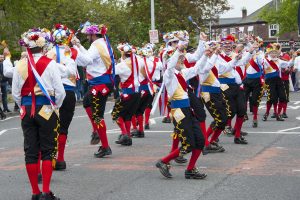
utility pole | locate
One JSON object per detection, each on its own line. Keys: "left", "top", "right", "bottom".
{"left": 151, "top": 0, "right": 155, "bottom": 30}
{"left": 275, "top": 0, "right": 279, "bottom": 43}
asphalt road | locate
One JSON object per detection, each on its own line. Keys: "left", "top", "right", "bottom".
{"left": 1, "top": 93, "right": 300, "bottom": 200}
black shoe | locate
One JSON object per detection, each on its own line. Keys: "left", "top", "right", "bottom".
{"left": 215, "top": 138, "right": 219, "bottom": 143}
{"left": 205, "top": 143, "right": 225, "bottom": 153}
{"left": 185, "top": 167, "right": 207, "bottom": 179}
{"left": 39, "top": 191, "right": 60, "bottom": 200}
{"left": 0, "top": 111, "right": 6, "bottom": 120}
{"left": 211, "top": 141, "right": 224, "bottom": 150}
{"left": 262, "top": 113, "right": 268, "bottom": 121}
{"left": 174, "top": 155, "right": 188, "bottom": 164}
{"left": 224, "top": 126, "right": 234, "bottom": 137}
{"left": 38, "top": 173, "right": 42, "bottom": 184}
{"left": 3, "top": 109, "right": 11, "bottom": 113}
{"left": 155, "top": 160, "right": 172, "bottom": 178}
{"left": 130, "top": 129, "right": 138, "bottom": 137}
{"left": 90, "top": 132, "right": 100, "bottom": 145}
{"left": 282, "top": 113, "right": 288, "bottom": 118}
{"left": 252, "top": 120, "right": 258, "bottom": 128}
{"left": 244, "top": 114, "right": 249, "bottom": 121}
{"left": 115, "top": 134, "right": 132, "bottom": 146}
{"left": 144, "top": 124, "right": 150, "bottom": 130}
{"left": 31, "top": 193, "right": 41, "bottom": 200}
{"left": 271, "top": 113, "right": 276, "bottom": 118}
{"left": 276, "top": 115, "right": 285, "bottom": 121}
{"left": 162, "top": 117, "right": 171, "bottom": 123}
{"left": 54, "top": 161, "right": 66, "bottom": 170}
{"left": 234, "top": 137, "right": 248, "bottom": 144}
{"left": 132, "top": 131, "right": 145, "bottom": 138}
{"left": 94, "top": 146, "right": 112, "bottom": 158}
{"left": 202, "top": 147, "right": 209, "bottom": 155}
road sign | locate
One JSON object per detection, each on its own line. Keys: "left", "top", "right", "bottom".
{"left": 149, "top": 30, "right": 159, "bottom": 44}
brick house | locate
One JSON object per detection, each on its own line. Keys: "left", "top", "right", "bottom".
{"left": 212, "top": 1, "right": 300, "bottom": 50}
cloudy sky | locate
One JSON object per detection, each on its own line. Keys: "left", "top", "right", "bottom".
{"left": 220, "top": 0, "right": 272, "bottom": 18}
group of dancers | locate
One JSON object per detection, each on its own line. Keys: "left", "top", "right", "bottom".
{"left": 2, "top": 22, "right": 297, "bottom": 200}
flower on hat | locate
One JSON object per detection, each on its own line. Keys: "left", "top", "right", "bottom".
{"left": 19, "top": 28, "right": 49, "bottom": 48}
{"left": 266, "top": 43, "right": 281, "bottom": 53}
{"left": 52, "top": 24, "right": 71, "bottom": 45}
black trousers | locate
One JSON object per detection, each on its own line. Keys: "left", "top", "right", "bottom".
{"left": 265, "top": 77, "right": 287, "bottom": 104}
{"left": 188, "top": 89, "right": 206, "bottom": 122}
{"left": 88, "top": 83, "right": 113, "bottom": 125}
{"left": 22, "top": 105, "right": 59, "bottom": 164}
{"left": 244, "top": 78, "right": 264, "bottom": 107}
{"left": 282, "top": 80, "right": 289, "bottom": 103}
{"left": 172, "top": 107, "right": 205, "bottom": 154}
{"left": 59, "top": 91, "right": 76, "bottom": 134}
{"left": 202, "top": 93, "right": 227, "bottom": 130}
{"left": 222, "top": 84, "right": 246, "bottom": 118}
{"left": 136, "top": 92, "right": 153, "bottom": 116}
{"left": 83, "top": 92, "right": 90, "bottom": 108}
{"left": 112, "top": 93, "right": 141, "bottom": 121}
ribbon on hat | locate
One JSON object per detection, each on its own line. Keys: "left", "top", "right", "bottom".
{"left": 27, "top": 48, "right": 56, "bottom": 116}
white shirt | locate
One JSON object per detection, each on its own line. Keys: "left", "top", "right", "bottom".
{"left": 163, "top": 50, "right": 208, "bottom": 99}
{"left": 3, "top": 58, "right": 14, "bottom": 78}
{"left": 75, "top": 38, "right": 112, "bottom": 79}
{"left": 246, "top": 50, "right": 264, "bottom": 75}
{"left": 264, "top": 55, "right": 293, "bottom": 77}
{"left": 12, "top": 53, "right": 66, "bottom": 108}
{"left": 294, "top": 56, "right": 300, "bottom": 71}
{"left": 47, "top": 45, "right": 77, "bottom": 87}
{"left": 144, "top": 56, "right": 163, "bottom": 82}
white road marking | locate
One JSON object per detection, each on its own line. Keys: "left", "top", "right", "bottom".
{"left": 0, "top": 128, "right": 21, "bottom": 136}
{"left": 0, "top": 116, "right": 19, "bottom": 121}
{"left": 296, "top": 117, "right": 300, "bottom": 120}
{"left": 292, "top": 170, "right": 300, "bottom": 172}
{"left": 277, "top": 126, "right": 300, "bottom": 132}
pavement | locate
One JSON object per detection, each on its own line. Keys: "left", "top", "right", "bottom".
{"left": 0, "top": 93, "right": 300, "bottom": 200}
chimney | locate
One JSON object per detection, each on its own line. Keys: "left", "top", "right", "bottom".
{"left": 242, "top": 7, "right": 247, "bottom": 18}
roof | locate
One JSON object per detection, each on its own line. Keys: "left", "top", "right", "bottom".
{"left": 214, "top": 1, "right": 274, "bottom": 27}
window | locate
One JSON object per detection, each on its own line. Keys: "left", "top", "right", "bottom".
{"left": 269, "top": 24, "right": 279, "bottom": 38}
{"left": 230, "top": 28, "right": 236, "bottom": 34}
{"left": 248, "top": 26, "right": 254, "bottom": 35}
{"left": 238, "top": 27, "right": 244, "bottom": 40}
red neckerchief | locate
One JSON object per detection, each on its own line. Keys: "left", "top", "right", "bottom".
{"left": 219, "top": 54, "right": 232, "bottom": 62}
{"left": 70, "top": 48, "right": 78, "bottom": 60}
{"left": 265, "top": 58, "right": 279, "bottom": 71}
{"left": 183, "top": 58, "right": 196, "bottom": 68}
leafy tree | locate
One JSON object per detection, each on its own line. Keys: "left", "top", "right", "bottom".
{"left": 259, "top": 0, "right": 300, "bottom": 36}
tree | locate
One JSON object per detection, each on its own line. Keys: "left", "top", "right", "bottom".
{"left": 259, "top": 0, "right": 300, "bottom": 36}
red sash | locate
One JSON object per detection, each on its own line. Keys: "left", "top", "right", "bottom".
{"left": 265, "top": 58, "right": 279, "bottom": 71}
{"left": 175, "top": 73, "right": 187, "bottom": 92}
{"left": 183, "top": 58, "right": 196, "bottom": 68}
{"left": 235, "top": 66, "right": 245, "bottom": 80}
{"left": 70, "top": 48, "right": 78, "bottom": 60}
{"left": 219, "top": 54, "right": 232, "bottom": 62}
{"left": 249, "top": 58, "right": 260, "bottom": 72}
{"left": 211, "top": 66, "right": 218, "bottom": 78}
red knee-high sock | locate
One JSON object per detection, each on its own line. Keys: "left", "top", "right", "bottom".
{"left": 277, "top": 102, "right": 283, "bottom": 115}
{"left": 234, "top": 117, "right": 244, "bottom": 138}
{"left": 131, "top": 115, "right": 137, "bottom": 130}
{"left": 273, "top": 103, "right": 278, "bottom": 115}
{"left": 125, "top": 120, "right": 132, "bottom": 136}
{"left": 210, "top": 128, "right": 223, "bottom": 143}
{"left": 137, "top": 115, "right": 144, "bottom": 132}
{"left": 283, "top": 102, "right": 288, "bottom": 113}
{"left": 57, "top": 134, "right": 67, "bottom": 162}
{"left": 37, "top": 152, "right": 41, "bottom": 174}
{"left": 206, "top": 126, "right": 214, "bottom": 140}
{"left": 199, "top": 121, "right": 209, "bottom": 147}
{"left": 161, "top": 148, "right": 180, "bottom": 163}
{"left": 187, "top": 149, "right": 202, "bottom": 170}
{"left": 266, "top": 102, "right": 272, "bottom": 115}
{"left": 97, "top": 120, "right": 109, "bottom": 148}
{"left": 42, "top": 160, "right": 53, "bottom": 193}
{"left": 26, "top": 163, "right": 40, "bottom": 195}
{"left": 253, "top": 105, "right": 258, "bottom": 120}
{"left": 170, "top": 137, "right": 180, "bottom": 152}
{"left": 85, "top": 107, "right": 97, "bottom": 133}
{"left": 227, "top": 118, "right": 232, "bottom": 127}
{"left": 144, "top": 108, "right": 151, "bottom": 125}
{"left": 117, "top": 117, "right": 127, "bottom": 135}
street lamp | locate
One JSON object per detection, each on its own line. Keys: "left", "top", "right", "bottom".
{"left": 151, "top": 0, "right": 155, "bottom": 30}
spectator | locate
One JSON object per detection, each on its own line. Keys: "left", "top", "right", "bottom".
{"left": 1, "top": 75, "right": 11, "bottom": 112}
{"left": 294, "top": 49, "right": 300, "bottom": 91}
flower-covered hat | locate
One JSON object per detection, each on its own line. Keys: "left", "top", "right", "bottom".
{"left": 82, "top": 23, "right": 108, "bottom": 35}
{"left": 266, "top": 43, "right": 281, "bottom": 53}
{"left": 19, "top": 28, "right": 52, "bottom": 49}
{"left": 163, "top": 30, "right": 189, "bottom": 45}
{"left": 52, "top": 24, "right": 73, "bottom": 45}
{"left": 117, "top": 43, "right": 135, "bottom": 54}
